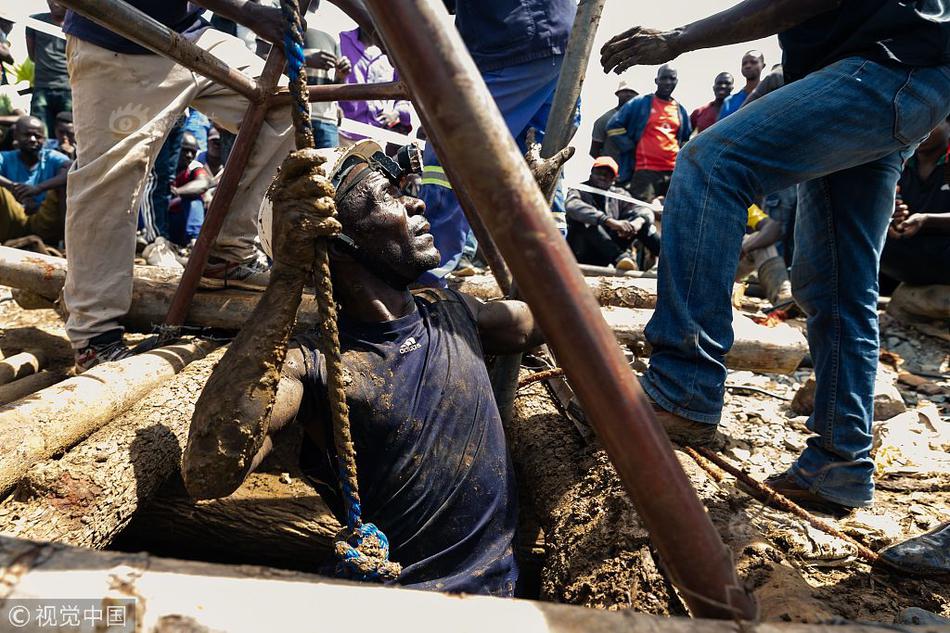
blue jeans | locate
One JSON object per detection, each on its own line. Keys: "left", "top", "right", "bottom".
{"left": 311, "top": 119, "right": 339, "bottom": 149}
{"left": 418, "top": 55, "right": 567, "bottom": 285}
{"left": 641, "top": 58, "right": 950, "bottom": 508}
{"left": 169, "top": 197, "right": 205, "bottom": 246}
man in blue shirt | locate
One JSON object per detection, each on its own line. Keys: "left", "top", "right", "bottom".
{"left": 418, "top": 0, "right": 577, "bottom": 284}
{"left": 0, "top": 115, "right": 71, "bottom": 244}
{"left": 717, "top": 50, "right": 765, "bottom": 120}
{"left": 601, "top": 0, "right": 950, "bottom": 520}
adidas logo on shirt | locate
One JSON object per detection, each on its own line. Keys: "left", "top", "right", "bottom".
{"left": 399, "top": 337, "right": 422, "bottom": 355}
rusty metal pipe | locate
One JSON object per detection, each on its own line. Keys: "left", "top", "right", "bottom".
{"left": 302, "top": 81, "right": 409, "bottom": 103}
{"left": 55, "top": 0, "right": 263, "bottom": 102}
{"left": 367, "top": 0, "right": 756, "bottom": 620}
{"left": 164, "top": 49, "right": 288, "bottom": 326}
{"left": 539, "top": 0, "right": 607, "bottom": 159}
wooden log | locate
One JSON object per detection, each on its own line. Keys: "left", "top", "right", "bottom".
{"left": 116, "top": 471, "right": 340, "bottom": 571}
{"left": 604, "top": 307, "right": 807, "bottom": 374}
{"left": 0, "top": 347, "right": 225, "bottom": 546}
{"left": 0, "top": 340, "right": 216, "bottom": 498}
{"left": 0, "top": 370, "right": 66, "bottom": 406}
{"left": 0, "top": 350, "right": 44, "bottom": 385}
{"left": 0, "top": 534, "right": 923, "bottom": 633}
{"left": 508, "top": 379, "right": 835, "bottom": 621}
{"left": 452, "top": 274, "right": 659, "bottom": 309}
{"left": 0, "top": 248, "right": 806, "bottom": 373}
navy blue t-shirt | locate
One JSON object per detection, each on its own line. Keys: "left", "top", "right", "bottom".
{"left": 780, "top": 0, "right": 950, "bottom": 81}
{"left": 294, "top": 288, "right": 518, "bottom": 596}
{"left": 63, "top": 2, "right": 203, "bottom": 55}
{"left": 445, "top": 0, "right": 575, "bottom": 71}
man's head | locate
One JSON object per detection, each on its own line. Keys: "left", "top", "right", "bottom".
{"left": 589, "top": 157, "right": 618, "bottom": 190}
{"left": 46, "top": 1, "right": 67, "bottom": 24}
{"left": 13, "top": 116, "right": 45, "bottom": 161}
{"left": 615, "top": 79, "right": 637, "bottom": 107}
{"left": 178, "top": 132, "right": 198, "bottom": 171}
{"left": 54, "top": 111, "right": 73, "bottom": 146}
{"left": 713, "top": 72, "right": 734, "bottom": 102}
{"left": 741, "top": 50, "right": 765, "bottom": 81}
{"left": 917, "top": 117, "right": 950, "bottom": 155}
{"left": 655, "top": 65, "right": 678, "bottom": 100}
{"left": 259, "top": 142, "right": 437, "bottom": 288}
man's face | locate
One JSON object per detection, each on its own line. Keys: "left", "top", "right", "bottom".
{"left": 340, "top": 168, "right": 440, "bottom": 284}
{"left": 655, "top": 68, "right": 678, "bottom": 100}
{"left": 616, "top": 89, "right": 637, "bottom": 106}
{"left": 55, "top": 121, "right": 74, "bottom": 146}
{"left": 713, "top": 73, "right": 734, "bottom": 101}
{"left": 741, "top": 53, "right": 764, "bottom": 81}
{"left": 589, "top": 166, "right": 616, "bottom": 190}
{"left": 179, "top": 135, "right": 198, "bottom": 170}
{"left": 15, "top": 120, "right": 44, "bottom": 159}
{"left": 208, "top": 137, "right": 220, "bottom": 158}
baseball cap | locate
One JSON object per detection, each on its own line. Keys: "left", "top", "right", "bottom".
{"left": 592, "top": 156, "right": 619, "bottom": 177}
{"left": 615, "top": 79, "right": 638, "bottom": 96}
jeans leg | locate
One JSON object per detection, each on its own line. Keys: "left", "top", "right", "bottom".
{"left": 789, "top": 153, "right": 907, "bottom": 507}
{"left": 640, "top": 57, "right": 950, "bottom": 426}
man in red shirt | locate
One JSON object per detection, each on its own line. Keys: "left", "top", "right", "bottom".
{"left": 606, "top": 64, "right": 691, "bottom": 202}
{"left": 690, "top": 72, "right": 733, "bottom": 135}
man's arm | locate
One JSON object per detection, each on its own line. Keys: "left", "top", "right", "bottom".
{"left": 172, "top": 170, "right": 212, "bottom": 197}
{"left": 601, "top": 0, "right": 843, "bottom": 73}
{"left": 460, "top": 294, "right": 542, "bottom": 356}
{"left": 246, "top": 346, "right": 307, "bottom": 472}
{"left": 182, "top": 149, "right": 331, "bottom": 500}
{"left": 25, "top": 29, "right": 36, "bottom": 63}
{"left": 742, "top": 215, "right": 783, "bottom": 255}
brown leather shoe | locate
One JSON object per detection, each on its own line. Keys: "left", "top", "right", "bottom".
{"left": 760, "top": 472, "right": 853, "bottom": 518}
{"left": 649, "top": 402, "right": 724, "bottom": 449}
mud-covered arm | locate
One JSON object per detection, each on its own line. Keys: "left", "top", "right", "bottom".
{"left": 601, "top": 0, "right": 843, "bottom": 73}
{"left": 246, "top": 345, "right": 307, "bottom": 472}
{"left": 460, "top": 294, "right": 542, "bottom": 356}
{"left": 183, "top": 149, "right": 336, "bottom": 500}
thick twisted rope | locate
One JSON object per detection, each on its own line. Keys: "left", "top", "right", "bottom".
{"left": 280, "top": 0, "right": 400, "bottom": 582}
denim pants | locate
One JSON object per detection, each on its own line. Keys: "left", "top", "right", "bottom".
{"left": 641, "top": 58, "right": 950, "bottom": 508}
{"left": 169, "top": 197, "right": 205, "bottom": 246}
{"left": 311, "top": 118, "right": 339, "bottom": 149}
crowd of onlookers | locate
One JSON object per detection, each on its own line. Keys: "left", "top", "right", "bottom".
{"left": 0, "top": 3, "right": 945, "bottom": 356}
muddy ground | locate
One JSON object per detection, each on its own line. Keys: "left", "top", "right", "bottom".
{"left": 0, "top": 284, "right": 947, "bottom": 625}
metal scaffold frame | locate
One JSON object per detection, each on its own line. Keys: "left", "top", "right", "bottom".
{"left": 53, "top": 0, "right": 757, "bottom": 620}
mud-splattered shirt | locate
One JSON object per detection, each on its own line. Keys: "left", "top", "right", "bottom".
{"left": 294, "top": 288, "right": 518, "bottom": 596}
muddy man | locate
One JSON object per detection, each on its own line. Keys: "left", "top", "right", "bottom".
{"left": 182, "top": 140, "right": 571, "bottom": 595}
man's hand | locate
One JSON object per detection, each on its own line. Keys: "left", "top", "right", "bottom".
{"left": 307, "top": 50, "right": 338, "bottom": 71}
{"left": 604, "top": 218, "right": 636, "bottom": 239}
{"left": 335, "top": 56, "right": 352, "bottom": 79}
{"left": 888, "top": 192, "right": 910, "bottom": 239}
{"left": 895, "top": 213, "right": 928, "bottom": 238}
{"left": 601, "top": 27, "right": 682, "bottom": 74}
{"left": 247, "top": 4, "right": 286, "bottom": 49}
{"left": 523, "top": 128, "right": 575, "bottom": 199}
{"left": 376, "top": 110, "right": 401, "bottom": 128}
{"left": 11, "top": 183, "right": 41, "bottom": 204}
{"left": 266, "top": 149, "right": 339, "bottom": 271}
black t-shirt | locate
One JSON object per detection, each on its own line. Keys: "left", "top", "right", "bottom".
{"left": 63, "top": 1, "right": 204, "bottom": 55}
{"left": 900, "top": 154, "right": 950, "bottom": 213}
{"left": 780, "top": 0, "right": 950, "bottom": 81}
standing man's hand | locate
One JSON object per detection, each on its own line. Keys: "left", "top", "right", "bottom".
{"left": 335, "top": 56, "right": 352, "bottom": 79}
{"left": 376, "top": 110, "right": 401, "bottom": 128}
{"left": 308, "top": 50, "right": 338, "bottom": 71}
{"left": 601, "top": 27, "right": 682, "bottom": 74}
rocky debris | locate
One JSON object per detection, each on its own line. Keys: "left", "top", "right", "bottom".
{"left": 791, "top": 367, "right": 908, "bottom": 420}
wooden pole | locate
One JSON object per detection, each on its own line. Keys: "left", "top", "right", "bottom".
{"left": 0, "top": 340, "right": 217, "bottom": 497}
{"left": 0, "top": 371, "right": 66, "bottom": 406}
{"left": 0, "top": 351, "right": 44, "bottom": 386}
{"left": 452, "top": 274, "right": 658, "bottom": 309}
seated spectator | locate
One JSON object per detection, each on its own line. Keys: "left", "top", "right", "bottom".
{"left": 304, "top": 26, "right": 350, "bottom": 148}
{"left": 735, "top": 204, "right": 794, "bottom": 309}
{"left": 338, "top": 25, "right": 413, "bottom": 145}
{"left": 566, "top": 157, "right": 660, "bottom": 271}
{"left": 881, "top": 118, "right": 950, "bottom": 288}
{"left": 590, "top": 79, "right": 637, "bottom": 161}
{"left": 44, "top": 111, "right": 75, "bottom": 159}
{"left": 0, "top": 115, "right": 71, "bottom": 244}
{"left": 168, "top": 132, "right": 211, "bottom": 247}
{"left": 27, "top": 2, "right": 72, "bottom": 137}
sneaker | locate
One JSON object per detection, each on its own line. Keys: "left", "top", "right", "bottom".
{"left": 453, "top": 255, "right": 478, "bottom": 277}
{"left": 615, "top": 254, "right": 638, "bottom": 272}
{"left": 74, "top": 332, "right": 133, "bottom": 373}
{"left": 757, "top": 471, "right": 853, "bottom": 518}
{"left": 200, "top": 256, "right": 271, "bottom": 291}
